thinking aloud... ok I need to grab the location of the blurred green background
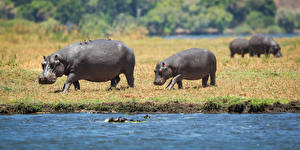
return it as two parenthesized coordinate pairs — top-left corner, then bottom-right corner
(1, 0), (300, 37)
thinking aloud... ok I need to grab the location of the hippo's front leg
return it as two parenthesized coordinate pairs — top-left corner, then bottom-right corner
(62, 73), (80, 92)
(177, 81), (183, 89)
(166, 74), (182, 90)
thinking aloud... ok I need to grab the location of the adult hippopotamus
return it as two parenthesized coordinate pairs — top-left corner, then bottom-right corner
(38, 39), (135, 92)
(153, 48), (216, 90)
(229, 38), (249, 58)
(249, 34), (282, 57)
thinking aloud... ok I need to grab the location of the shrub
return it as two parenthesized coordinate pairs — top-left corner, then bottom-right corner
(246, 11), (275, 30)
(276, 9), (296, 33)
(234, 24), (254, 34)
(79, 13), (110, 37)
(267, 25), (284, 34)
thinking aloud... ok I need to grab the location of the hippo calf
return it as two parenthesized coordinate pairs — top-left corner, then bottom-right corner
(153, 48), (216, 90)
(229, 38), (249, 58)
(249, 34), (282, 57)
(38, 39), (135, 92)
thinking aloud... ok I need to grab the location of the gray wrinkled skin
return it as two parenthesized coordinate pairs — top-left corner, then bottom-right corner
(38, 39), (135, 92)
(229, 38), (249, 58)
(153, 48), (217, 90)
(249, 34), (282, 57)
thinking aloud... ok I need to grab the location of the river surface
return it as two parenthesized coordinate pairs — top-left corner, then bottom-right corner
(0, 113), (300, 150)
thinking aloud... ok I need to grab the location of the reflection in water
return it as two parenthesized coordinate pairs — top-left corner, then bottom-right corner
(0, 113), (300, 150)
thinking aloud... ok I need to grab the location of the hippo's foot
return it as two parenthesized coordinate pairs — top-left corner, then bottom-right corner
(193, 85), (208, 89)
(210, 84), (216, 87)
(106, 87), (120, 91)
(54, 89), (63, 93)
(166, 86), (175, 90)
(202, 85), (209, 88)
(193, 86), (201, 89)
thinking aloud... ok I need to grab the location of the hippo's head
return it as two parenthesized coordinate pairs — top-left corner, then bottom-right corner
(270, 40), (282, 57)
(38, 54), (65, 84)
(153, 62), (173, 86)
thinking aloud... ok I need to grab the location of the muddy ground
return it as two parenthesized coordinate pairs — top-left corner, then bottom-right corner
(1, 100), (300, 114)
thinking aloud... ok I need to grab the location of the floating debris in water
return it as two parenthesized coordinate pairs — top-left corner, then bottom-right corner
(104, 115), (150, 123)
(144, 114), (150, 119)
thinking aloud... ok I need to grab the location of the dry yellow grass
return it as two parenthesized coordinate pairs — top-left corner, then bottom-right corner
(0, 33), (299, 104)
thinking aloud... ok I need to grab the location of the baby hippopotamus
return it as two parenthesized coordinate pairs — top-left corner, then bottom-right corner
(229, 38), (249, 58)
(153, 48), (217, 90)
(249, 34), (282, 57)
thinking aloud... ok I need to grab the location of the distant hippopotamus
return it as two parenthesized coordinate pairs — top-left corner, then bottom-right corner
(153, 48), (216, 89)
(249, 34), (282, 57)
(38, 39), (135, 92)
(229, 38), (249, 58)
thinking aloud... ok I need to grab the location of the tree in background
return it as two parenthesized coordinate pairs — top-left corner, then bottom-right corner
(19, 0), (54, 22)
(226, 0), (249, 28)
(79, 13), (110, 37)
(54, 0), (86, 25)
(0, 0), (17, 19)
(246, 0), (276, 17)
(276, 9), (296, 33)
(142, 0), (183, 35)
(10, 0), (32, 7)
(246, 11), (275, 30)
(206, 6), (233, 33)
(2, 0), (300, 35)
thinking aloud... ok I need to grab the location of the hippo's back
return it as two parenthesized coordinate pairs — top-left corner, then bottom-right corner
(249, 34), (268, 45)
(169, 48), (216, 61)
(229, 38), (249, 53)
(249, 34), (272, 54)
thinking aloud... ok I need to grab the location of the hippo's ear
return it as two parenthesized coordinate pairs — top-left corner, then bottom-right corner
(162, 62), (168, 68)
(54, 54), (62, 61)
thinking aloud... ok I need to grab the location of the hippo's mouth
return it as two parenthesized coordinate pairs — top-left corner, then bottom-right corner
(275, 52), (282, 57)
(38, 76), (57, 84)
(153, 79), (166, 86)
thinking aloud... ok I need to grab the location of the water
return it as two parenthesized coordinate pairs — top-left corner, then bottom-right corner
(164, 33), (300, 39)
(0, 113), (300, 150)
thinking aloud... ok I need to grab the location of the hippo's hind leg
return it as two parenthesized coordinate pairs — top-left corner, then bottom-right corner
(124, 70), (134, 88)
(107, 75), (120, 90)
(230, 51), (235, 58)
(250, 50), (254, 57)
(73, 80), (80, 90)
(202, 75), (209, 87)
(210, 72), (216, 86)
(111, 75), (120, 87)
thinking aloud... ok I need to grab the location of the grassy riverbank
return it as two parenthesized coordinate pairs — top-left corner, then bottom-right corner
(0, 33), (299, 114)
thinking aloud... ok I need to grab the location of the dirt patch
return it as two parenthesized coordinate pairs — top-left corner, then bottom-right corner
(0, 100), (300, 114)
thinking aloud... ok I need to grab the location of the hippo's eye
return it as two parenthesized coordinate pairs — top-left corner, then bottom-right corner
(50, 62), (57, 68)
(158, 69), (163, 75)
